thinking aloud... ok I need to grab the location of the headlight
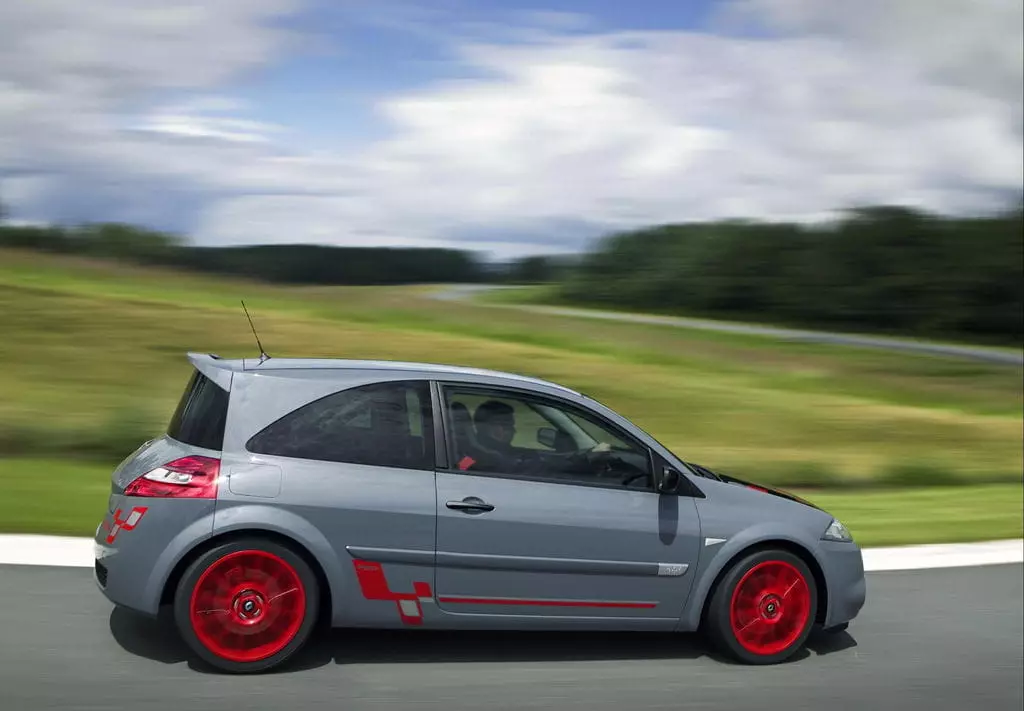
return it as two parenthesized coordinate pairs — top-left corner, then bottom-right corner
(822, 518), (853, 542)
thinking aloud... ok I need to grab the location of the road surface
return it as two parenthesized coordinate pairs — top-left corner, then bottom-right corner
(1, 563), (1021, 711)
(432, 285), (1024, 366)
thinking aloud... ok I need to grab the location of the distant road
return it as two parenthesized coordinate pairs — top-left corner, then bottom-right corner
(432, 285), (1024, 366)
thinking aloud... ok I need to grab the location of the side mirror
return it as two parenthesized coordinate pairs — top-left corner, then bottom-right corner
(655, 466), (681, 493)
(536, 427), (558, 449)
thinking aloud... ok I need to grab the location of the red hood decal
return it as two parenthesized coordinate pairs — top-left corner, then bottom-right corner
(693, 465), (822, 511)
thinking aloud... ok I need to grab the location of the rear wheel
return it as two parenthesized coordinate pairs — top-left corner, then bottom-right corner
(173, 538), (319, 673)
(705, 549), (817, 665)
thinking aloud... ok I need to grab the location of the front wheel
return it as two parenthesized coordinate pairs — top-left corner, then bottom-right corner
(705, 549), (817, 665)
(173, 538), (320, 673)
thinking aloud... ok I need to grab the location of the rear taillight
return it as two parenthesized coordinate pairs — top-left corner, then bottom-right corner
(124, 456), (220, 499)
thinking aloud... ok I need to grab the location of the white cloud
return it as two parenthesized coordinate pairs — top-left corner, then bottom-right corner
(0, 0), (304, 226)
(315, 4), (1021, 246)
(132, 101), (287, 145)
(0, 0), (1021, 259)
(0, 0), (302, 95)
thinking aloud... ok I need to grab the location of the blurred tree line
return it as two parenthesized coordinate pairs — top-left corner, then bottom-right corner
(0, 222), (488, 285)
(559, 205), (1023, 343)
(500, 254), (577, 284)
(0, 218), (574, 285)
(1, 202), (1021, 341)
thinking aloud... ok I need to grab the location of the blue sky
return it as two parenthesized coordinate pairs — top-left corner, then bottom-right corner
(230, 0), (722, 152)
(1, 0), (1021, 259)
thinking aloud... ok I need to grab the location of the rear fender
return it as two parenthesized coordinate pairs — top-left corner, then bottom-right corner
(141, 511), (218, 614)
(211, 504), (347, 624)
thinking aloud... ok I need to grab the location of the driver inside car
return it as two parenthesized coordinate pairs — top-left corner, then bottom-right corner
(467, 399), (614, 477)
(470, 399), (521, 471)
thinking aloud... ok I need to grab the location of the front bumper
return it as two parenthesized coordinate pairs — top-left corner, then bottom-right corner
(819, 540), (867, 628)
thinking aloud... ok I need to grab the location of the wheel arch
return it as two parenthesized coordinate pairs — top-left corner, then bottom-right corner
(159, 527), (335, 627)
(688, 538), (829, 630)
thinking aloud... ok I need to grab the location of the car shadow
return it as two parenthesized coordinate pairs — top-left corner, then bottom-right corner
(304, 628), (715, 671)
(109, 606), (857, 674)
(805, 628), (859, 656)
(108, 606), (190, 665)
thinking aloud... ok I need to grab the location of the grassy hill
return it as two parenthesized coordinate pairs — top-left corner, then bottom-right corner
(0, 248), (1020, 544)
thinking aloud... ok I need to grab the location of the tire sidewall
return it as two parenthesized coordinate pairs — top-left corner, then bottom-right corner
(173, 538), (320, 674)
(707, 548), (818, 665)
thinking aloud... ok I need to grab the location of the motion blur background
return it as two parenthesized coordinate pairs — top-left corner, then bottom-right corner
(0, 0), (1021, 547)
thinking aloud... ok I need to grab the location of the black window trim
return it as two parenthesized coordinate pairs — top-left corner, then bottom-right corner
(429, 379), (449, 471)
(433, 379), (661, 494)
(244, 377), (438, 472)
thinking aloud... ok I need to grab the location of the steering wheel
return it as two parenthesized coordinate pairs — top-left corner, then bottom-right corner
(559, 445), (612, 475)
(587, 447), (651, 488)
(620, 469), (650, 487)
(565, 445), (647, 486)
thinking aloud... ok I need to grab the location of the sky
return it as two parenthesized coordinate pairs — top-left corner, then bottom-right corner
(0, 0), (1021, 259)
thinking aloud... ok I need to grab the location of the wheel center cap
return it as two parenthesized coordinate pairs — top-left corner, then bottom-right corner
(760, 595), (783, 620)
(233, 590), (265, 622)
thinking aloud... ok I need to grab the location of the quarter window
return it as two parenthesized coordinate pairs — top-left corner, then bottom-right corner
(444, 385), (652, 489)
(167, 370), (229, 451)
(247, 380), (434, 470)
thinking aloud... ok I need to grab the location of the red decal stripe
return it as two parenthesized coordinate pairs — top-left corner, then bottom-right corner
(104, 506), (148, 544)
(437, 596), (657, 609)
(353, 561), (394, 599)
(352, 560), (433, 626)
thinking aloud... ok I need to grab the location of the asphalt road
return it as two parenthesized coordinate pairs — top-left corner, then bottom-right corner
(433, 285), (1024, 366)
(1, 564), (1021, 711)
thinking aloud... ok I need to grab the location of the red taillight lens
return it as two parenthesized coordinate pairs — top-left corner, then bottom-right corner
(124, 456), (220, 499)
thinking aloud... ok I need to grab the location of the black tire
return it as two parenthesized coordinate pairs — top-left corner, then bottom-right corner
(173, 538), (320, 674)
(705, 548), (818, 665)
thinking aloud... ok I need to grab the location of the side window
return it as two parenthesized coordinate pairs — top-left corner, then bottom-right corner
(247, 380), (434, 471)
(444, 385), (652, 490)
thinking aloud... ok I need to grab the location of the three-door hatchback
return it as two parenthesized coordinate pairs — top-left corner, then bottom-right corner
(94, 352), (865, 673)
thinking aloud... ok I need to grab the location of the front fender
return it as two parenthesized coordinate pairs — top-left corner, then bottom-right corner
(677, 522), (829, 631)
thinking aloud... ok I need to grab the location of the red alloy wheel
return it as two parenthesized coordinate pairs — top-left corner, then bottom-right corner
(188, 549), (307, 663)
(728, 560), (811, 656)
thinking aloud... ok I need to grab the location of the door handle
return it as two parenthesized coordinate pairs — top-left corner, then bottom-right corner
(446, 497), (495, 514)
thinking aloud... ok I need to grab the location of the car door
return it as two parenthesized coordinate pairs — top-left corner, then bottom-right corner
(432, 380), (703, 629)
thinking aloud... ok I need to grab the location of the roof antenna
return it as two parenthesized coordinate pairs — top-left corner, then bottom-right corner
(241, 300), (270, 364)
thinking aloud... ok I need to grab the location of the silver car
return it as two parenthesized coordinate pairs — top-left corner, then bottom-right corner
(94, 353), (865, 673)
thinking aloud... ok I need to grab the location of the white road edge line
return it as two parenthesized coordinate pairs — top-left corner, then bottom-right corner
(0, 535), (1020, 572)
(860, 539), (1023, 571)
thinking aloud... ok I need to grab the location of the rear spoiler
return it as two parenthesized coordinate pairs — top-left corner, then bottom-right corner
(186, 352), (235, 391)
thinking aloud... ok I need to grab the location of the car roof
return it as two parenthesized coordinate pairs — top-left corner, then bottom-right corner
(187, 352), (581, 396)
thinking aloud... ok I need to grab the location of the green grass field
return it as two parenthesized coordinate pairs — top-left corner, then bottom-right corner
(0, 248), (1021, 543)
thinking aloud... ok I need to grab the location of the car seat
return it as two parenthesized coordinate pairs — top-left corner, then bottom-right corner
(449, 401), (482, 469)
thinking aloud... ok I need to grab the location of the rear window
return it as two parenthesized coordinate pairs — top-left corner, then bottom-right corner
(167, 370), (229, 451)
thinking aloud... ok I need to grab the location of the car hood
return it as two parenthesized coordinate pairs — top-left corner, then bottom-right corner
(687, 462), (823, 511)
